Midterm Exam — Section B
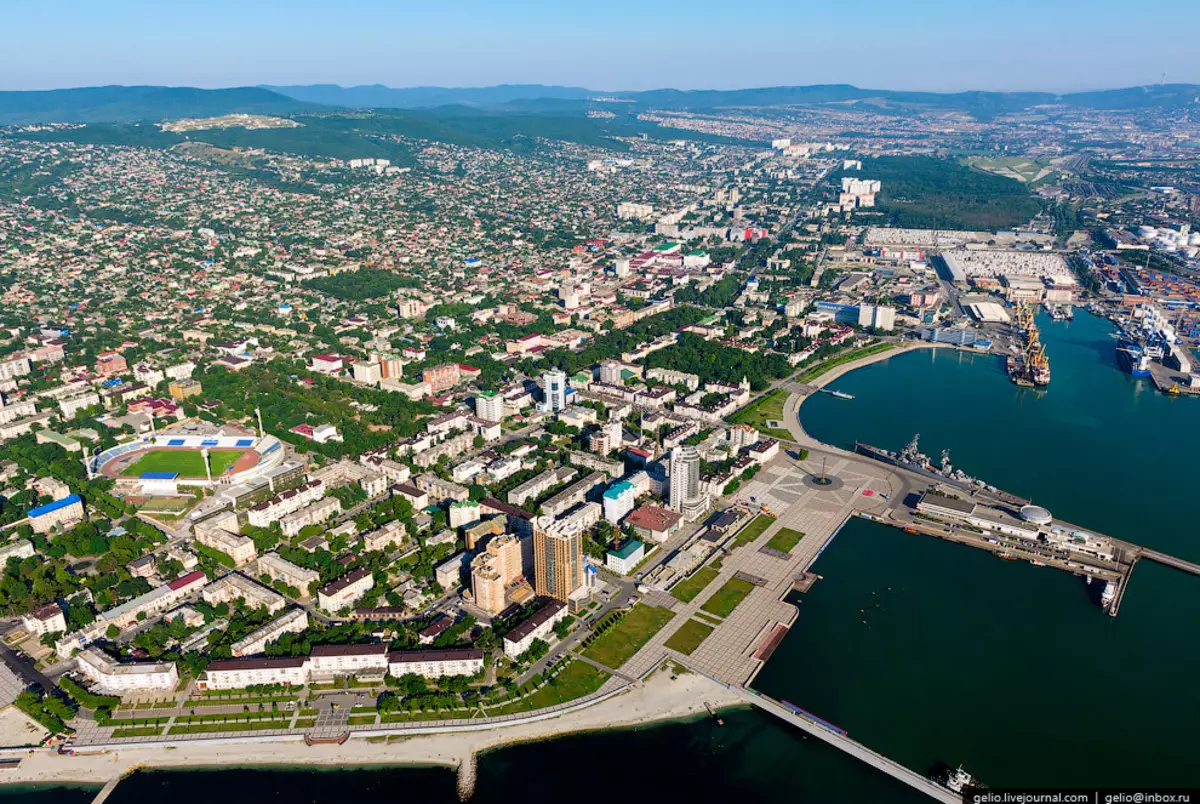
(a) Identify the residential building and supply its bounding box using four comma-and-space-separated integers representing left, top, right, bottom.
669, 446, 708, 521
309, 643, 389, 680
76, 648, 179, 693
602, 480, 637, 524
27, 494, 84, 534
474, 390, 505, 422
449, 500, 482, 529
201, 656, 309, 690
387, 648, 484, 679
318, 568, 374, 612
533, 523, 584, 602
256, 552, 320, 594
231, 608, 309, 657
279, 496, 342, 538
435, 551, 471, 590
470, 533, 523, 615
542, 369, 568, 412
195, 526, 257, 565
21, 603, 66, 636
423, 363, 461, 393
503, 599, 567, 659
168, 379, 203, 400
362, 520, 407, 552
202, 573, 286, 614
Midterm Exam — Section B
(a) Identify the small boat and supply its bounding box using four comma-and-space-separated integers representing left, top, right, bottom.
939, 766, 982, 793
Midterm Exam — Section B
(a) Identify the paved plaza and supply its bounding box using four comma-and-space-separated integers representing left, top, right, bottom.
622, 451, 896, 685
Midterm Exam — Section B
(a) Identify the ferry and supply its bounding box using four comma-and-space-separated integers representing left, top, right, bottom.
1115, 336, 1153, 377
1101, 581, 1117, 608
826, 389, 855, 400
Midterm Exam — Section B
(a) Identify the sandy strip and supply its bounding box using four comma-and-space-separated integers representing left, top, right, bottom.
2, 671, 743, 789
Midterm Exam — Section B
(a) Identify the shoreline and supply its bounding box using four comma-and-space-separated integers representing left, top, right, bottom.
0, 671, 744, 791
788, 341, 957, 444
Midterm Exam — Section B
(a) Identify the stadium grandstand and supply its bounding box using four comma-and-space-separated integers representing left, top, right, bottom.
92, 426, 287, 491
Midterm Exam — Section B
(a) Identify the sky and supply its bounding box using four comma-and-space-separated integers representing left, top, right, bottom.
4, 0, 1199, 93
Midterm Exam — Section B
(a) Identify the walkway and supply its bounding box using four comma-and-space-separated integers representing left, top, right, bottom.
735, 687, 957, 804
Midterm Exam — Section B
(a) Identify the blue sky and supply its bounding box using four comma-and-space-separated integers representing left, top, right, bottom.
4, 0, 1198, 92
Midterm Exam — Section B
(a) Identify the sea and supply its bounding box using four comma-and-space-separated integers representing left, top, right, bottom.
8, 310, 1198, 801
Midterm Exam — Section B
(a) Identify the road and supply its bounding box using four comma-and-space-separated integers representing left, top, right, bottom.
0, 639, 57, 693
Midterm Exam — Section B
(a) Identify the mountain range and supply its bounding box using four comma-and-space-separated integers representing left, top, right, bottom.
0, 82, 1196, 126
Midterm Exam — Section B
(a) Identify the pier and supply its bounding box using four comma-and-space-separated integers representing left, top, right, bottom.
1141, 549, 1200, 576
92, 774, 123, 804
726, 683, 956, 803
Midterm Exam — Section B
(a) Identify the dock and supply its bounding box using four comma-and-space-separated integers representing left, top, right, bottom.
847, 443, 1200, 618
791, 571, 821, 593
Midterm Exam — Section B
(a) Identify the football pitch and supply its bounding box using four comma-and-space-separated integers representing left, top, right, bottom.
120, 449, 245, 478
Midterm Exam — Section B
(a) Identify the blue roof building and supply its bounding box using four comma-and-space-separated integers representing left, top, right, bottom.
28, 494, 83, 519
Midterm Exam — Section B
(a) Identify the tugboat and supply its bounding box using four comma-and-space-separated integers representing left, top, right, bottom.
938, 765, 983, 793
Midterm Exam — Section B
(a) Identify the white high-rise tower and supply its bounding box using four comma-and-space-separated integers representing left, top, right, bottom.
668, 445, 706, 521
543, 369, 568, 413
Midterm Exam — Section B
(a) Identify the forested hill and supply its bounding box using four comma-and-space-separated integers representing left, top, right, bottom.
0, 86, 324, 125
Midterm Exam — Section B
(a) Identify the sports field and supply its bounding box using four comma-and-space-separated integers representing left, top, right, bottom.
120, 449, 244, 478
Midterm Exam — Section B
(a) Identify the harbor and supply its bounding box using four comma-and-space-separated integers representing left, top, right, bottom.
778, 312, 1200, 788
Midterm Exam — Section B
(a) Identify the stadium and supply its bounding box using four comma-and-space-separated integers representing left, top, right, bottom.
92, 427, 287, 491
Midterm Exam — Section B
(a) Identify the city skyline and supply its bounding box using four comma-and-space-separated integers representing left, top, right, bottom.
4, 0, 1200, 93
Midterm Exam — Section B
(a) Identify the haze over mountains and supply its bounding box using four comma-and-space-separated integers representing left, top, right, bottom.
0, 82, 1196, 126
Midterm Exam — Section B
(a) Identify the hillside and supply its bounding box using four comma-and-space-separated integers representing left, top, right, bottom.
263, 83, 592, 109
3, 83, 1195, 128
0, 86, 324, 125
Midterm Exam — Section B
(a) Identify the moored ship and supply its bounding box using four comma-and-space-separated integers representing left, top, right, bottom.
1115, 335, 1153, 377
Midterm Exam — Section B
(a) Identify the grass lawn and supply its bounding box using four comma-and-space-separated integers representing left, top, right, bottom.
168, 719, 290, 735
379, 709, 475, 723
348, 715, 377, 725
766, 527, 805, 554
733, 514, 775, 549
112, 726, 164, 738
664, 619, 715, 656
701, 578, 756, 618
670, 565, 719, 603
730, 388, 792, 440
488, 661, 609, 715
138, 496, 193, 513
581, 604, 675, 669
121, 449, 244, 478
796, 342, 894, 385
